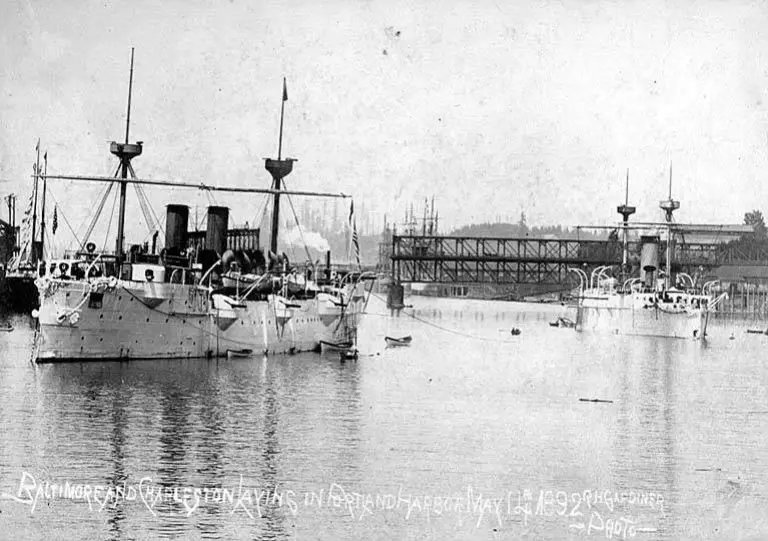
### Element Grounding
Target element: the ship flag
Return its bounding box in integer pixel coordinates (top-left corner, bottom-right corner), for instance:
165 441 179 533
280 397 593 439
349 200 361 268
52 205 58 235
283 78 288 102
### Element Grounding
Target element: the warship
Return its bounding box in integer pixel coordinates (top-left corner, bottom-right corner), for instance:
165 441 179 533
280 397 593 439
572 169 729 339
33 52 374 361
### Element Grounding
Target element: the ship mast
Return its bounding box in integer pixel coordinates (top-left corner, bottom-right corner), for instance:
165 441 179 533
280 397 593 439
616 168 635 274
265 77 295 256
31 140 40 262
112 48 142 260
40 151 48 260
658 162 679 289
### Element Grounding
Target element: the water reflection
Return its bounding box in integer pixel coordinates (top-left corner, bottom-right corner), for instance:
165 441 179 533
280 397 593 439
614 338 680 539
2 299 767 540
258 355 286 541
195 362 225 537
106 380 129 540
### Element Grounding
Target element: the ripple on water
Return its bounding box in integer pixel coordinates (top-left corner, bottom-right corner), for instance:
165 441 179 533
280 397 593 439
1 300 768 539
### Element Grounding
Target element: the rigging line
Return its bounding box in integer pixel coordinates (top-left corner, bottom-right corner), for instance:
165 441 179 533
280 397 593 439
259 197 272 251
132 184 154 237
128 171 167 249
102 184 119 251
85 162 122 237
43 174 352 199
46 189 83 252
205 188 217 208
135 182 166 247
282 180 313 264
71 163 120 249
251 194 269 231
139 186 164 236
82 182 115 249
128 163 164 233
135 183 160 239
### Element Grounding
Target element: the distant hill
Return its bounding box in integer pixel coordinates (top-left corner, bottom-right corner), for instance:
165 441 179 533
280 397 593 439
276 217 608 267
449 222 607 240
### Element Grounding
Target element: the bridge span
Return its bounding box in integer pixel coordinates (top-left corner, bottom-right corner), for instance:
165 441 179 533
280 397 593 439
390 234 768 299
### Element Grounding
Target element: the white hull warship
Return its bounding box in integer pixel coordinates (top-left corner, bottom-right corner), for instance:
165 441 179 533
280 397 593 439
33 54 373 362
572 169 729 339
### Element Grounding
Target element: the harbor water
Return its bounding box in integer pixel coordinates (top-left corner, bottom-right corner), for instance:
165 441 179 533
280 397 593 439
1 295 767 540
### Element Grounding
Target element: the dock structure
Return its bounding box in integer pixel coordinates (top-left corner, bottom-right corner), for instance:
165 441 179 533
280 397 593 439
390 233 768 301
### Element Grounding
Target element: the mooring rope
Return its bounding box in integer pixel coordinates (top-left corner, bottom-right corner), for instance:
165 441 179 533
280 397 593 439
366 293 523 343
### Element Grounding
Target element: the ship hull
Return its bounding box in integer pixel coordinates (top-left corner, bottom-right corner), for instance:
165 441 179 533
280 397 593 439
34 278 366 362
4 273 40 313
575 294 707 339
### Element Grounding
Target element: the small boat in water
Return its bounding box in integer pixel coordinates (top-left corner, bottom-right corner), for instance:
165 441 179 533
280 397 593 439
0 324 13 332
549 317 575 328
226 348 254 358
510 328 521 335
385 335 412 347
319 340 355 353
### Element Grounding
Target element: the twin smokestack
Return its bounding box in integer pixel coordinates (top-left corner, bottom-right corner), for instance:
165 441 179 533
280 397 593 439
165 204 229 255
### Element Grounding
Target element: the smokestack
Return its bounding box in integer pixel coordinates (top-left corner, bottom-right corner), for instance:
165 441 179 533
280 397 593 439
165 204 189 254
640 235 660 288
205 206 229 255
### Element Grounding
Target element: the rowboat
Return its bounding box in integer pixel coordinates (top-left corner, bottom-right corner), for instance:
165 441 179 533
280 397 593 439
319 340 355 353
226 348 253 358
549 317 575 328
385 335 412 347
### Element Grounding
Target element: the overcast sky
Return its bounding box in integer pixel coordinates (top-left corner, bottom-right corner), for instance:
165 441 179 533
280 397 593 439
1 0 767 253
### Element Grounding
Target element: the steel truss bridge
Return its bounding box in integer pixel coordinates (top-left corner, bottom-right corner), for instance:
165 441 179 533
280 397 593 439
391 235 768 286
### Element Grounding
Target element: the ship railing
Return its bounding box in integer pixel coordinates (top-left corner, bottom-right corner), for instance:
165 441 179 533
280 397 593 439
707 291 729 311
623 277 643 293
568 267 588 296
589 265 607 290
676 272 695 289
702 280 721 297
591 265 617 292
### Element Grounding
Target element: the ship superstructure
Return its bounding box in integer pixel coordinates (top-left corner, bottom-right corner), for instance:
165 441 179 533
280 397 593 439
572 168 728 339
33 53 373 361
